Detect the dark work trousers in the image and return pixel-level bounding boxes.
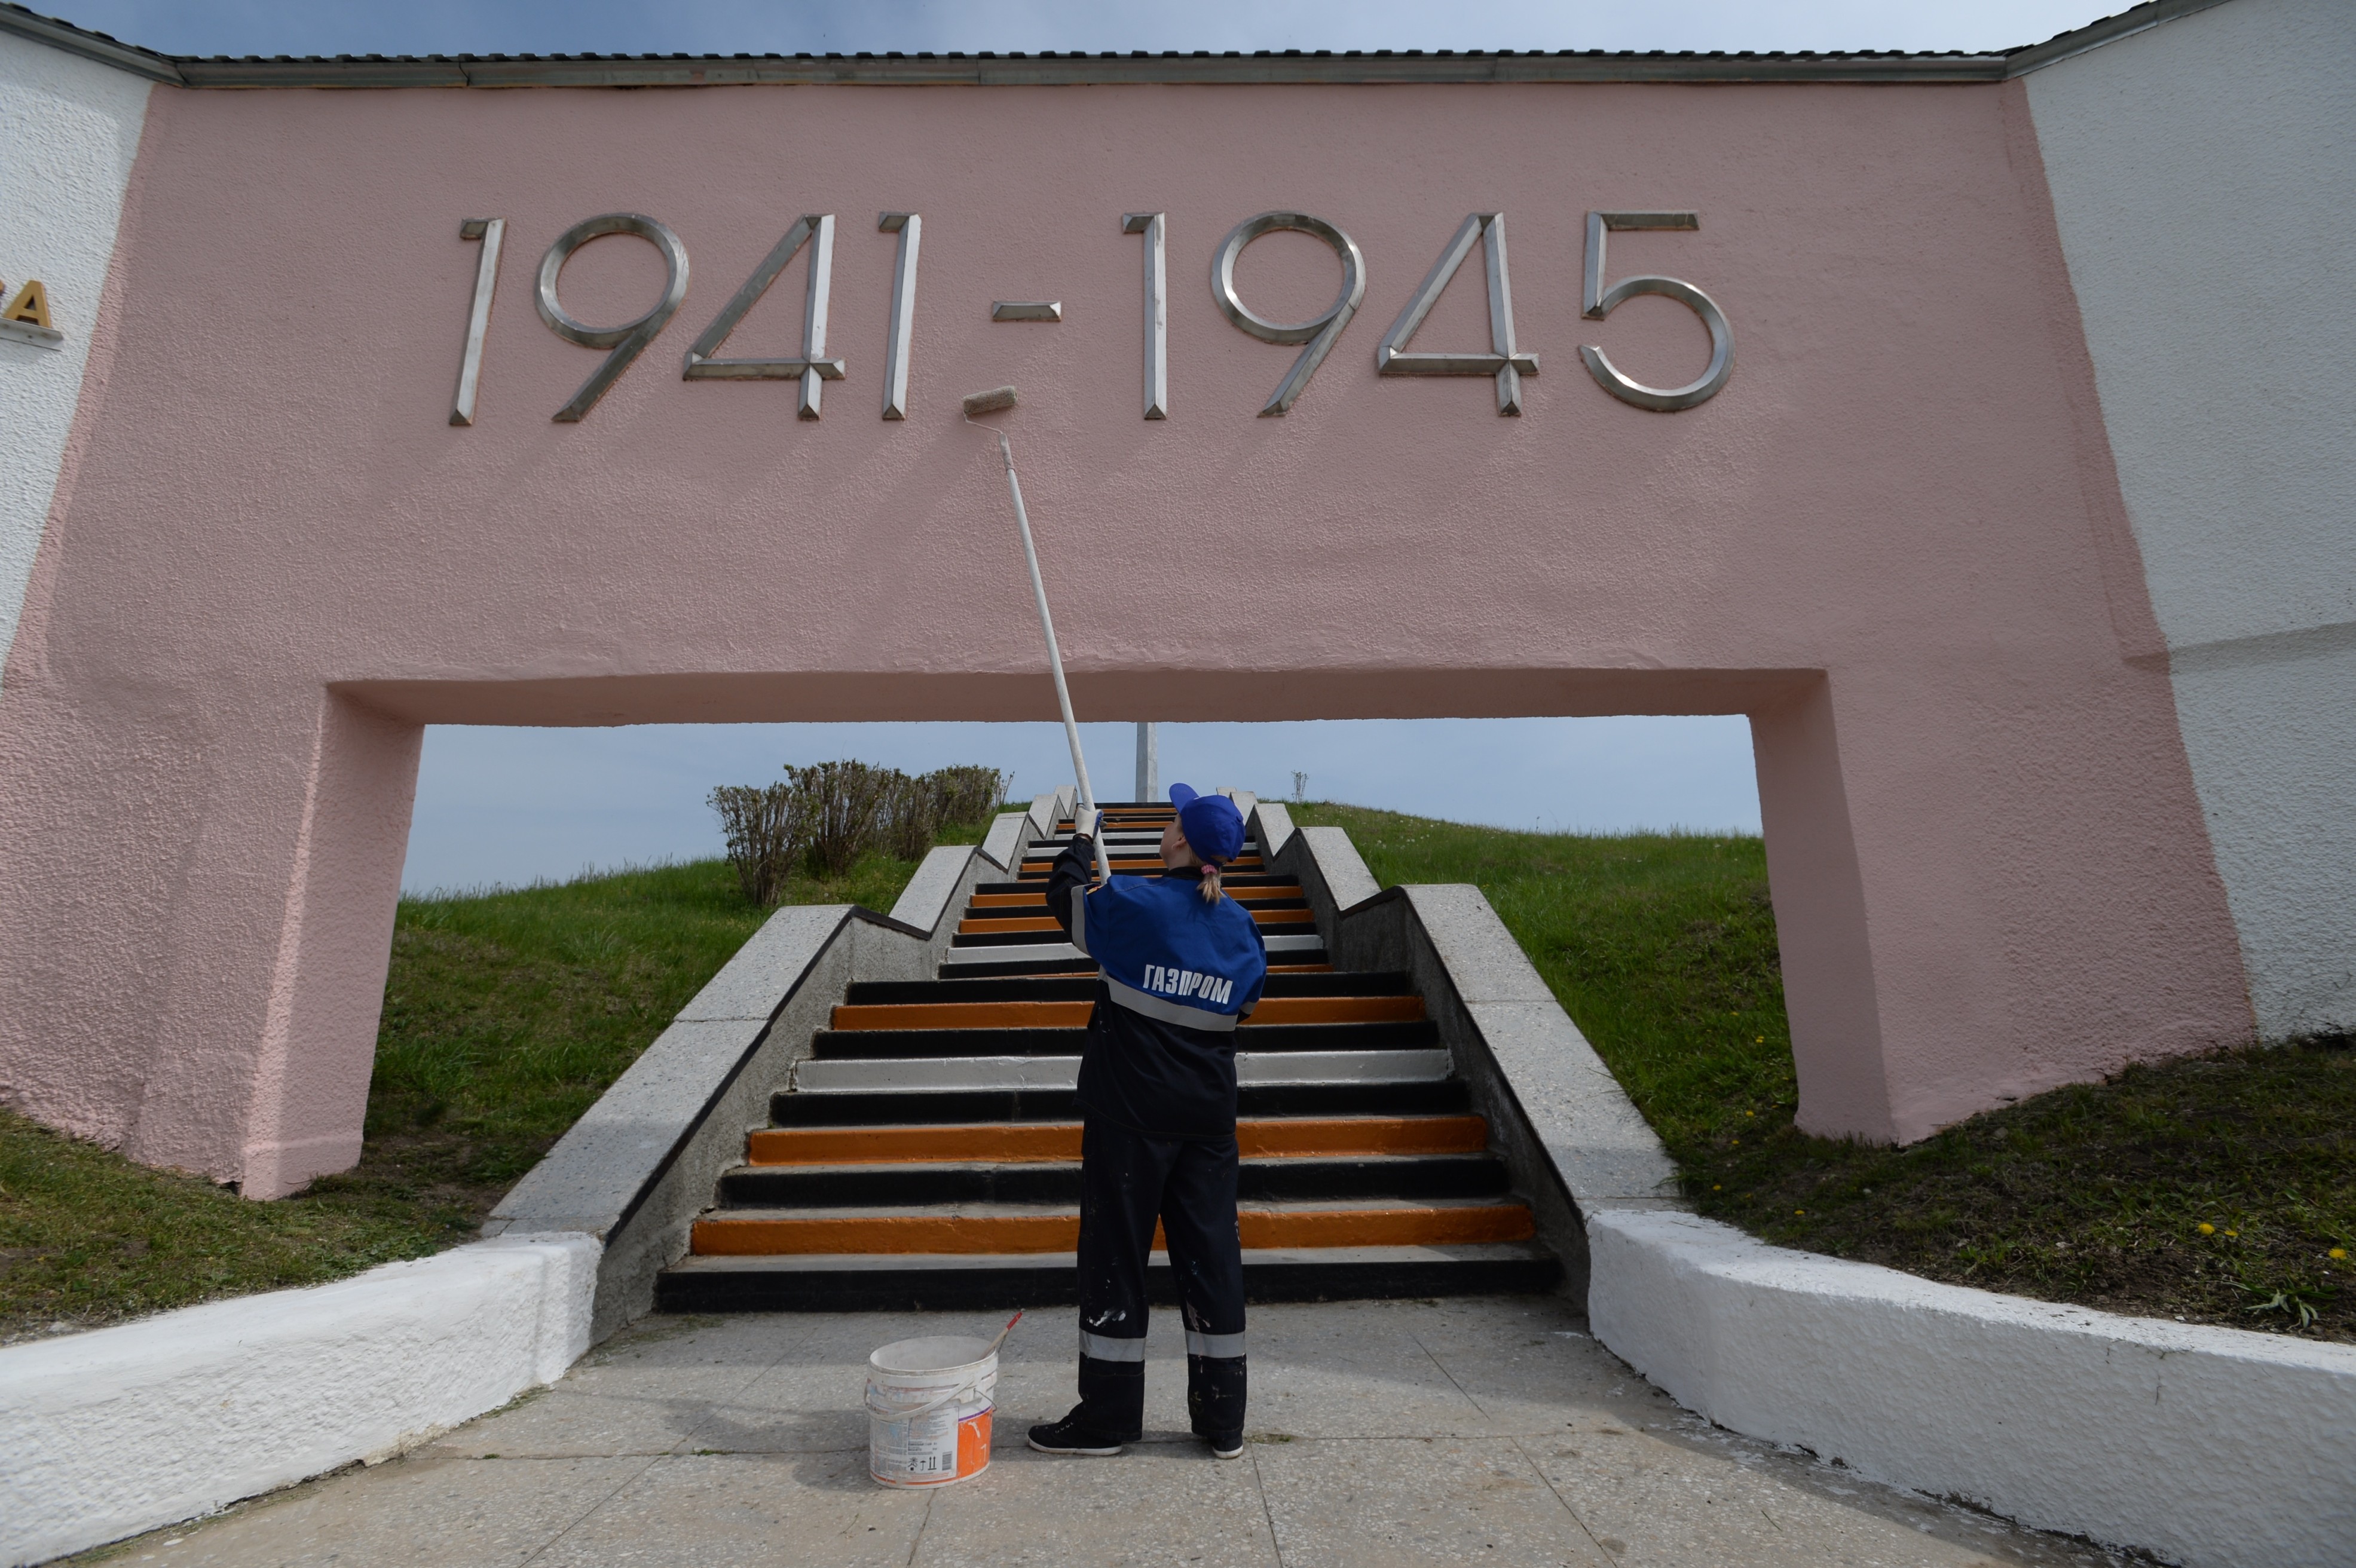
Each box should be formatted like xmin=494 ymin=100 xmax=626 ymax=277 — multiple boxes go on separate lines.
xmin=1073 ymin=1114 xmax=1248 ymax=1442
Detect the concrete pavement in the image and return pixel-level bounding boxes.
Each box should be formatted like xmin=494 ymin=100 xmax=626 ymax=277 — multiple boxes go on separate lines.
xmin=74 ymin=1297 xmax=2143 ymax=1567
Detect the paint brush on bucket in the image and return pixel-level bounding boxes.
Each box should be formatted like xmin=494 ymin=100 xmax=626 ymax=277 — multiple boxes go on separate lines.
xmin=964 ymin=385 xmax=1112 ymax=881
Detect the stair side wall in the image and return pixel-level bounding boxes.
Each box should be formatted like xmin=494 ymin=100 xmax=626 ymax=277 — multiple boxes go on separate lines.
xmin=1263 ymin=810 xmax=1683 ymax=1303
xmin=487 ymin=840 xmax=1005 ymax=1343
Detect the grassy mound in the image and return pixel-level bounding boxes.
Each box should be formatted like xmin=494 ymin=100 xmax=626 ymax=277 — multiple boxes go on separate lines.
xmin=0 ymin=849 xmax=938 ymax=1342
xmin=10 ymin=803 xmax=2346 ymax=1345
xmin=1294 ymin=803 xmax=2354 ymax=1341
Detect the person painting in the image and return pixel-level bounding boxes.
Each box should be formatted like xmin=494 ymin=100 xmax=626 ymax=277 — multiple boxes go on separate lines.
xmin=1027 ymin=783 xmax=1269 ymax=1461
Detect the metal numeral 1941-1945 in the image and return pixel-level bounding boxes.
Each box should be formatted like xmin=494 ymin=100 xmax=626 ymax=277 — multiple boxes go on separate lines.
xmin=446 ymin=208 xmax=1733 ymax=426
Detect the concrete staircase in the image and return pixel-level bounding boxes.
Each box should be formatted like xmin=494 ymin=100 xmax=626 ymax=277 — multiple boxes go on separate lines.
xmin=656 ymin=803 xmax=1562 ymax=1311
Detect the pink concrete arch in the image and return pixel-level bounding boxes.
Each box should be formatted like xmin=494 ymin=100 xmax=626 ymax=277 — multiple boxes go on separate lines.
xmin=0 ymin=75 xmax=2249 ymax=1195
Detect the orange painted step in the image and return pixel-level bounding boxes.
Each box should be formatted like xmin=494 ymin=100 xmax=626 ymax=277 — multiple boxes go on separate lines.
xmin=957 ymin=906 xmax=1311 ymax=936
xmin=971 ymin=884 xmax=1303 ymax=908
xmin=746 ymin=1114 xmax=1490 ymax=1166
xmin=691 ymin=1202 xmax=1535 ymax=1255
xmin=829 ymin=994 xmax=1422 ymax=1031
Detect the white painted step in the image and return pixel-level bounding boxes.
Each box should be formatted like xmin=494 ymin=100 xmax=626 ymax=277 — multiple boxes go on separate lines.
xmin=788 ymin=1048 xmax=1451 ymax=1094
xmin=1023 ymin=838 xmax=1261 ymax=858
xmin=943 ymin=932 xmax=1326 ymax=967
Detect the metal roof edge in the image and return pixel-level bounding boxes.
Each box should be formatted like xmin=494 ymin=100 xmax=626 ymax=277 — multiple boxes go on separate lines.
xmin=2002 ymin=0 xmax=2238 ymax=75
xmin=170 ymin=52 xmax=2015 ymax=89
xmin=0 ymin=0 xmax=2241 ymax=91
xmin=0 ymin=3 xmax=181 ymax=82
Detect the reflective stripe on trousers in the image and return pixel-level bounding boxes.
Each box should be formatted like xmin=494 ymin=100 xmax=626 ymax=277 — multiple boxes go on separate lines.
xmin=1081 ymin=1328 xmax=1246 ymax=1361
xmin=1080 ymin=1328 xmax=1147 ymax=1362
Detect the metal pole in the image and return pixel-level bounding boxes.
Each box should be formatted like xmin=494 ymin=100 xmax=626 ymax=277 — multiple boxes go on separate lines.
xmin=997 ymin=431 xmax=1110 ymax=883
xmin=1134 ymin=721 xmax=1158 ymax=804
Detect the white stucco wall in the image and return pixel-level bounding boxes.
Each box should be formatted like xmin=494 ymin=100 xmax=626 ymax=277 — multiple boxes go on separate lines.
xmin=1589 ymin=1209 xmax=2356 ymax=1568
xmin=0 ymin=30 xmax=149 ymax=688
xmin=2028 ymin=0 xmax=2356 ymax=1037
xmin=0 ymin=1233 xmax=599 ymax=1566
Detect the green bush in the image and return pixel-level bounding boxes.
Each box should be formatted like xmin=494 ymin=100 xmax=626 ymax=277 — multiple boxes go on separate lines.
xmin=712 ymin=761 xmax=1009 ymax=902
xmin=706 ymin=782 xmax=804 ymax=906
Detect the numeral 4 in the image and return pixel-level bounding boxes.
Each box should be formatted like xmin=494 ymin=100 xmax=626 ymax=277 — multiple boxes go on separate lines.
xmin=681 ymin=214 xmax=846 ymax=421
xmin=1375 ymin=213 xmax=1538 ymax=416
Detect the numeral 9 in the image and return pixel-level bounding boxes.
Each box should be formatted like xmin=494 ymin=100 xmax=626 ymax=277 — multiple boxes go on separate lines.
xmin=1211 ymin=211 xmax=1366 ymax=417
xmin=534 ymin=213 xmax=690 ymax=422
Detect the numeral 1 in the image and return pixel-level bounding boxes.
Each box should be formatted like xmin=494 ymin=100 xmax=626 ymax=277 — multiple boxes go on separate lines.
xmin=449 ymin=218 xmax=505 ymax=427
xmin=1123 ymin=212 xmax=1168 ymax=420
xmin=878 ymin=212 xmax=922 ymax=421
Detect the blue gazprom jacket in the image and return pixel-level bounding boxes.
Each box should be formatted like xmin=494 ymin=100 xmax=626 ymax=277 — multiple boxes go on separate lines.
xmin=1047 ymin=837 xmax=1269 ymax=1139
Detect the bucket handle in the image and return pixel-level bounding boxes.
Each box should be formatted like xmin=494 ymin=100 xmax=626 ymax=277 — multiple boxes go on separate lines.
xmin=866 ymin=1377 xmax=985 ymax=1423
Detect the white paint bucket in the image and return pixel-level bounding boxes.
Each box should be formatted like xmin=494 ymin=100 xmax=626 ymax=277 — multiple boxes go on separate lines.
xmin=866 ymin=1334 xmax=998 ymax=1488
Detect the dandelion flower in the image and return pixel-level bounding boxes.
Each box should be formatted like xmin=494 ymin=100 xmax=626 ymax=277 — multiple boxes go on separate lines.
xmin=2331 ymin=1248 xmax=2347 ymax=1261
xmin=2225 ymin=1229 xmax=2238 ymax=1238
xmin=1754 ymin=1036 xmax=1763 ymax=1044
xmin=2198 ymin=1223 xmax=2215 ymax=1235
xmin=1712 ymin=1184 xmax=1722 ymax=1192
xmin=1795 ymin=1209 xmax=1806 ymax=1217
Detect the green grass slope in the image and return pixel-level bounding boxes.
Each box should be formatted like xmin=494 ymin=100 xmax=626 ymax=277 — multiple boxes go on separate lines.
xmin=1295 ymin=803 xmax=2354 ymax=1340
xmin=1 ymin=849 xmax=939 ymax=1342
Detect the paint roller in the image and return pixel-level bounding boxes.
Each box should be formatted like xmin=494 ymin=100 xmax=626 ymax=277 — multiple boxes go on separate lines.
xmin=963 ymin=385 xmax=1112 ymax=883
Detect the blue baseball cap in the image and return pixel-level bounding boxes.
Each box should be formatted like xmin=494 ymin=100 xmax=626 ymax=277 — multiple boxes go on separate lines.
xmin=1168 ymin=783 xmax=1246 ymax=865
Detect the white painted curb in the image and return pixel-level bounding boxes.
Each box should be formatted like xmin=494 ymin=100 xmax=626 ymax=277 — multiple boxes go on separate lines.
xmin=1587 ymin=1208 xmax=2356 ymax=1568
xmin=0 ymin=1231 xmax=599 ymax=1565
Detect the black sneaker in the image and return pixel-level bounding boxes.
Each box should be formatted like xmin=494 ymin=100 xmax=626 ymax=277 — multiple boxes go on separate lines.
xmin=1205 ymin=1432 xmax=1244 ymax=1460
xmin=1027 ymin=1408 xmax=1125 ymax=1457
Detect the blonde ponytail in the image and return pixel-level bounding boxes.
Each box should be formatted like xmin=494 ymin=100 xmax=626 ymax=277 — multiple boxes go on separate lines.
xmin=1198 ymin=860 xmax=1225 ymax=904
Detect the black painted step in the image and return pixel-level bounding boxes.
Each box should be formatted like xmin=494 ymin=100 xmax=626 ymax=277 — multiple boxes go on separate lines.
xmin=936 ymin=950 xmax=1332 ymax=979
xmin=948 ymin=927 xmax=1087 ymax=948
xmin=808 ymin=1019 xmax=1441 ymax=1059
xmin=768 ymin=1079 xmax=1473 ymax=1127
xmin=932 ymin=956 xmax=1104 ymax=979
xmin=656 ymin=1244 xmax=1562 ymax=1314
xmin=844 ymin=972 xmax=1413 ymax=1006
xmin=717 ymin=1152 xmax=1510 ymax=1208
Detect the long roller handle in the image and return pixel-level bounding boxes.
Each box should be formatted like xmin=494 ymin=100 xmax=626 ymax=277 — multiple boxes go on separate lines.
xmin=996 ymin=433 xmax=1112 ymax=884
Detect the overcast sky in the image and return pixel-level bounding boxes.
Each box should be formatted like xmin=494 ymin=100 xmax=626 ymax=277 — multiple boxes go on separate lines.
xmin=33 ymin=0 xmax=2124 ymax=892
